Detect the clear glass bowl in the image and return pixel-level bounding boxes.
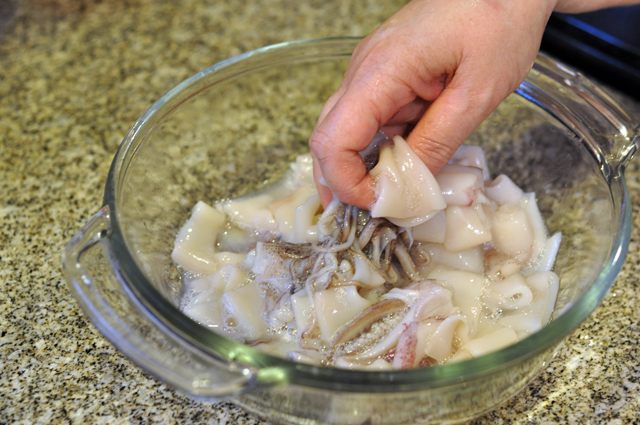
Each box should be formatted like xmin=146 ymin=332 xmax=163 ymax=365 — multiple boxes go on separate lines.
xmin=62 ymin=38 xmax=640 ymax=424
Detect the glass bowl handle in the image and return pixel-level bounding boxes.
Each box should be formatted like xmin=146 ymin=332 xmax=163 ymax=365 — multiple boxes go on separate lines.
xmin=562 ymin=66 xmax=640 ymax=171
xmin=61 ymin=207 xmax=258 ymax=399
xmin=524 ymin=55 xmax=640 ymax=178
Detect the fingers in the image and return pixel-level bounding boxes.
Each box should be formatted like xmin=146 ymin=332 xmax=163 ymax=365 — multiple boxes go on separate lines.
xmin=309 ymin=73 xmax=417 ymax=209
xmin=379 ymin=123 xmax=409 ymax=139
xmin=312 ymin=153 xmax=335 ymax=207
xmin=309 ymin=99 xmax=378 ymax=210
xmin=312 ymin=56 xmax=518 ymax=209
xmin=405 ymin=73 xmax=507 ymax=175
xmin=386 ymin=98 xmax=431 ymax=126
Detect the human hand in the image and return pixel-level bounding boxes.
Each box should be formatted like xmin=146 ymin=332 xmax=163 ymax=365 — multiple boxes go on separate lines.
xmin=309 ymin=0 xmax=558 ymax=209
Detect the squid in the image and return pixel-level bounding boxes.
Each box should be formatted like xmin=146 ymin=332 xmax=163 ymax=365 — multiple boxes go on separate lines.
xmin=174 ymin=136 xmax=562 ymax=370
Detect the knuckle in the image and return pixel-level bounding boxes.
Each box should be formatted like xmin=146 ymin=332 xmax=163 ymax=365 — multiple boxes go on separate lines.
xmin=308 ymin=128 xmax=334 ymax=160
xmin=410 ymin=136 xmax=459 ymax=171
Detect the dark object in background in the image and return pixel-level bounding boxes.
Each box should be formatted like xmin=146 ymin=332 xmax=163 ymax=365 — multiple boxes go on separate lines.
xmin=541 ymin=6 xmax=640 ymax=100
xmin=0 ymin=0 xmax=17 ymax=38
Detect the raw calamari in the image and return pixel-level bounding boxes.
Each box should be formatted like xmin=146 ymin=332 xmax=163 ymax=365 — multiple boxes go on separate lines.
xmin=173 ymin=134 xmax=561 ymax=370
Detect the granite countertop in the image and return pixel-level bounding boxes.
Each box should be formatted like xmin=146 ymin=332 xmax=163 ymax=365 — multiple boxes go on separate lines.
xmin=1 ymin=0 xmax=639 ymax=423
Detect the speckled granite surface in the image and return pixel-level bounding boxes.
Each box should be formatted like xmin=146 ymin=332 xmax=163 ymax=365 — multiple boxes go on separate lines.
xmin=1 ymin=0 xmax=639 ymax=423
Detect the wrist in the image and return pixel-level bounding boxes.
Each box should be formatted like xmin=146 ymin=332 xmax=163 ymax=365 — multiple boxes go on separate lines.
xmin=555 ymin=0 xmax=640 ymax=13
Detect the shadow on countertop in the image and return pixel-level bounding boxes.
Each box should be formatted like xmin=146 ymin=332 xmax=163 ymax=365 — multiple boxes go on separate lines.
xmin=0 ymin=0 xmax=17 ymax=38
xmin=0 ymin=0 xmax=120 ymax=39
